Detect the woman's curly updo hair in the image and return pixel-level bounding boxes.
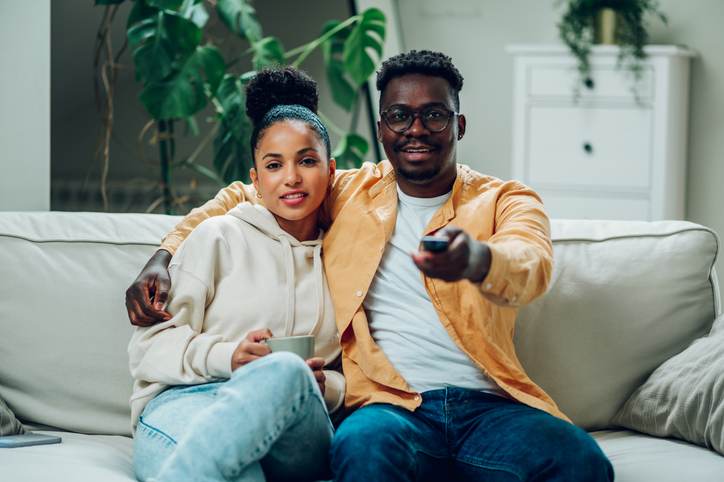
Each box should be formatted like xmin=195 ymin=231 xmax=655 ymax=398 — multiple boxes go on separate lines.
xmin=244 ymin=66 xmax=331 ymax=164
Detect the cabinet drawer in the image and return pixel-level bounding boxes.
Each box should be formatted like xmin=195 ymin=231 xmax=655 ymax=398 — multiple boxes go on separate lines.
xmin=528 ymin=65 xmax=653 ymax=100
xmin=538 ymin=191 xmax=651 ymax=221
xmin=526 ymin=106 xmax=653 ymax=190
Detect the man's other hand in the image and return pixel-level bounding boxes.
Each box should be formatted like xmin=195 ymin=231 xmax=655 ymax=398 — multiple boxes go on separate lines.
xmin=125 ymin=250 xmax=173 ymax=327
xmin=411 ymin=226 xmax=491 ymax=283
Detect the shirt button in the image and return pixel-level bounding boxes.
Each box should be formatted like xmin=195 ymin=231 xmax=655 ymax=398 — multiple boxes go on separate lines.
xmin=511 ymin=296 xmax=517 ymax=302
xmin=485 ymin=283 xmax=492 ymax=290
xmin=357 ymin=291 xmax=363 ymax=297
xmin=414 ymin=396 xmax=420 ymax=401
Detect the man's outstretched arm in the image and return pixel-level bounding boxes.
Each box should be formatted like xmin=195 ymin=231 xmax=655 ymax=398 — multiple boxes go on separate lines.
xmin=126 ymin=182 xmax=258 ymax=326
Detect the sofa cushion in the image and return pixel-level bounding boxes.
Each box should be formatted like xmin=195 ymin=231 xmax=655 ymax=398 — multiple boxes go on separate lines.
xmin=0 ymin=431 xmax=135 ymax=481
xmin=592 ymin=429 xmax=724 ymax=482
xmin=610 ymin=311 xmax=724 ymax=455
xmin=514 ymin=220 xmax=720 ymax=431
xmin=1 ymin=392 xmax=27 ymax=436
xmin=0 ymin=212 xmax=181 ymax=436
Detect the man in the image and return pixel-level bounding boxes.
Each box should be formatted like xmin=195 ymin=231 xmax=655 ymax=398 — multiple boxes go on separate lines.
xmin=127 ymin=50 xmax=614 ymax=481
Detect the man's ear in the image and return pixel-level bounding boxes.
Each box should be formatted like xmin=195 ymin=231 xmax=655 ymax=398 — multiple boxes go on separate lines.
xmin=457 ymin=114 xmax=466 ymax=139
xmin=376 ymin=120 xmax=383 ymax=143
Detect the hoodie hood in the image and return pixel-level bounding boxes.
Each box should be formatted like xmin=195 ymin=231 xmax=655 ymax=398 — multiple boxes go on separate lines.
xmin=226 ymin=203 xmax=323 ymax=246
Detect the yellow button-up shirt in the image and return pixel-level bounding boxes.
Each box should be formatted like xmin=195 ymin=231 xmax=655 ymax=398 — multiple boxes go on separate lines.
xmin=161 ymin=161 xmax=567 ymax=421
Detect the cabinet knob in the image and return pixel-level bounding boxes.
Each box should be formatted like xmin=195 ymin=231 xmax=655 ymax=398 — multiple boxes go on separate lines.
xmin=584 ymin=78 xmax=595 ymax=89
xmin=583 ymin=142 xmax=593 ymax=153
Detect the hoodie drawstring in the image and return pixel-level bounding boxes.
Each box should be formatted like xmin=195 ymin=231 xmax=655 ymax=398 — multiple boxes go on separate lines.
xmin=309 ymin=243 xmax=324 ymax=336
xmin=279 ymin=235 xmax=295 ymax=337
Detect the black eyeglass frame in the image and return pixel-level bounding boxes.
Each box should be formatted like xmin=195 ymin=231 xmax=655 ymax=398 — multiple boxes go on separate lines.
xmin=379 ymin=106 xmax=460 ymax=133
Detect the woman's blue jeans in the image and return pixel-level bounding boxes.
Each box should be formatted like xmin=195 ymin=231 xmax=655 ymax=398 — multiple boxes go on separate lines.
xmin=133 ymin=352 xmax=334 ymax=482
xmin=330 ymin=388 xmax=614 ymax=482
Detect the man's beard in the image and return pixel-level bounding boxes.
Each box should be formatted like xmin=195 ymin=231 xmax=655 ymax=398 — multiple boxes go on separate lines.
xmin=395 ymin=162 xmax=443 ymax=185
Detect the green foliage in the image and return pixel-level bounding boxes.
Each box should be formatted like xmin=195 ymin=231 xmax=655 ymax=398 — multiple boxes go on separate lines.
xmin=343 ymin=8 xmax=386 ymax=86
xmin=252 ymin=37 xmax=286 ymax=70
xmin=217 ymin=0 xmax=262 ymax=43
xmin=557 ymin=0 xmax=667 ymax=97
xmin=138 ymin=45 xmax=225 ymax=119
xmin=95 ymin=0 xmax=386 ymax=211
xmin=333 ymin=133 xmax=370 ymax=169
xmin=213 ymin=74 xmax=253 ymax=184
xmin=321 ymin=21 xmax=357 ymax=112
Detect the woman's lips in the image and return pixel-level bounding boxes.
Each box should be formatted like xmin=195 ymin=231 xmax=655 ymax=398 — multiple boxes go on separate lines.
xmin=280 ymin=192 xmax=308 ymax=205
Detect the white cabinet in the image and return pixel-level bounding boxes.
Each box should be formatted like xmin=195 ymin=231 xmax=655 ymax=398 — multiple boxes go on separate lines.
xmin=507 ymin=45 xmax=696 ymax=221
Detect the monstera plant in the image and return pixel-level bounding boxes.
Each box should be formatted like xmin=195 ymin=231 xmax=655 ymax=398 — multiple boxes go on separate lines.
xmin=93 ymin=0 xmax=385 ymax=213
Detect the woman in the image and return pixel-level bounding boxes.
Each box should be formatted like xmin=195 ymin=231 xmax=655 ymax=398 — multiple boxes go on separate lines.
xmin=129 ymin=66 xmax=340 ymax=482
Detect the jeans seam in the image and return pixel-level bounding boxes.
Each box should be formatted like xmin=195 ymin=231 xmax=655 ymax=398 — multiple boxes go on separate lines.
xmin=456 ymin=455 xmax=528 ymax=481
xmin=137 ymin=417 xmax=178 ymax=445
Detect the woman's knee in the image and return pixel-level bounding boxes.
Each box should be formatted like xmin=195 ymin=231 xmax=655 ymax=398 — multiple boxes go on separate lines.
xmin=225 ymin=351 xmax=317 ymax=399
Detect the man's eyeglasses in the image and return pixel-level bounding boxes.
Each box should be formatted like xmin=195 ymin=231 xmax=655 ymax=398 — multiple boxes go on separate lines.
xmin=380 ymin=106 xmax=459 ymax=133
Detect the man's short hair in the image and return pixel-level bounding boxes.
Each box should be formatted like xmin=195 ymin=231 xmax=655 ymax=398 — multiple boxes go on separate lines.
xmin=375 ymin=50 xmax=464 ymax=111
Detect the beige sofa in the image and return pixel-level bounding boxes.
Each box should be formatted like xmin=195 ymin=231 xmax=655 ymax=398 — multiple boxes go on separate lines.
xmin=1 ymin=211 xmax=723 ymax=481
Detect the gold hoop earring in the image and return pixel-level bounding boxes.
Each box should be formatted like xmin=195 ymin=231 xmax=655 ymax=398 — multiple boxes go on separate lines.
xmin=256 ymin=192 xmax=262 ymax=199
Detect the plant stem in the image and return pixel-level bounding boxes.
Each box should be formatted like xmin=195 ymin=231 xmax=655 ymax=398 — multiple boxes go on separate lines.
xmin=318 ymin=111 xmax=346 ymax=137
xmin=158 ymin=120 xmax=172 ymax=214
xmin=289 ymin=15 xmax=359 ymax=68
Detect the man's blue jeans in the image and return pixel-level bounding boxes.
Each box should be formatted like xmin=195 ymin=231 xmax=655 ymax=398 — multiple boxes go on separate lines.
xmin=133 ymin=352 xmax=334 ymax=482
xmin=330 ymin=388 xmax=614 ymax=481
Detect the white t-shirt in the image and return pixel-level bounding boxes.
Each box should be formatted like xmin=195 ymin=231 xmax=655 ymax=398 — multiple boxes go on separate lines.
xmin=363 ymin=187 xmax=502 ymax=394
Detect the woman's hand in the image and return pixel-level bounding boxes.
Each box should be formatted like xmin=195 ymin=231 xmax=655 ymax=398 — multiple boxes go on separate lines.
xmin=306 ymin=357 xmax=326 ymax=396
xmin=231 ymin=329 xmax=273 ymax=372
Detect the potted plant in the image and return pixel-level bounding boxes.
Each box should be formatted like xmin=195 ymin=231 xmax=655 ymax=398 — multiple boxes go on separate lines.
xmin=557 ymin=0 xmax=667 ymax=97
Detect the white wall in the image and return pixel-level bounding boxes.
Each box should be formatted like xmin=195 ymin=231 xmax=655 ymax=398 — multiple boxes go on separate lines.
xmin=396 ymin=0 xmax=724 ymax=276
xmin=0 ymin=0 xmax=50 ymax=211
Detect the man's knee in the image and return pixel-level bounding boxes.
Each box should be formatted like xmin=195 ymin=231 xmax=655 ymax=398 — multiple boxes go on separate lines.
xmin=331 ymin=405 xmax=420 ymax=473
xmin=540 ymin=425 xmax=614 ymax=481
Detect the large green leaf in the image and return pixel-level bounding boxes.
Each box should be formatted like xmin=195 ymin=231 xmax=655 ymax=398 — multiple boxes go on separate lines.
xmin=139 ymin=45 xmax=225 ymax=119
xmin=179 ymin=0 xmax=209 ymax=29
xmin=343 ymin=8 xmax=386 ymax=87
xmin=126 ymin=1 xmax=158 ymax=30
xmin=252 ymin=37 xmax=285 ymax=69
xmin=217 ymin=0 xmax=262 ymax=43
xmin=147 ymin=0 xmax=184 ymax=10
xmin=129 ymin=12 xmax=202 ymax=83
xmin=321 ymin=21 xmax=356 ymax=112
xmin=333 ymin=133 xmax=369 ymax=169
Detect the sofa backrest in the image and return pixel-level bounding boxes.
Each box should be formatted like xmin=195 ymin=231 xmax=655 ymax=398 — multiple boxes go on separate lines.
xmin=0 ymin=213 xmax=720 ymax=436
xmin=514 ymin=219 xmax=720 ymax=431
xmin=0 ymin=212 xmax=181 ymax=436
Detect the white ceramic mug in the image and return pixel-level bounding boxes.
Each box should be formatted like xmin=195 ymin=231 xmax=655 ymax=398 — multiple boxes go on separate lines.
xmin=261 ymin=335 xmax=315 ymax=359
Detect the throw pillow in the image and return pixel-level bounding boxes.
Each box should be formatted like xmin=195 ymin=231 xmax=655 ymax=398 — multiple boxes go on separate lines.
xmin=611 ymin=312 xmax=724 ymax=455
xmin=0 ymin=393 xmax=28 ymax=436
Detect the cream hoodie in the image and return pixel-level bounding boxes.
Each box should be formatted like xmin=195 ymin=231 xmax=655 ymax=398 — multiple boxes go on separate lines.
xmin=128 ymin=204 xmax=343 ymax=431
